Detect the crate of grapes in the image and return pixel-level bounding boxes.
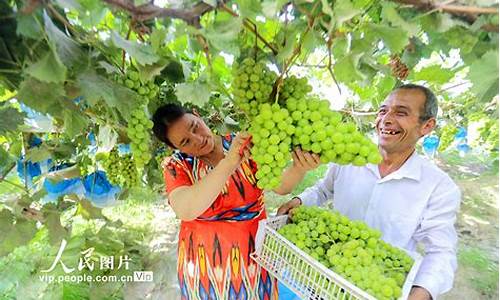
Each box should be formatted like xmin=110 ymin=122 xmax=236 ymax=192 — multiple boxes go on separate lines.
xmin=251 ymin=206 xmax=422 ymax=300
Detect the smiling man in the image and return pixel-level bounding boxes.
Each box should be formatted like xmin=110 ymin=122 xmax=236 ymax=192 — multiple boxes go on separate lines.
xmin=277 ymin=84 xmax=461 ymax=300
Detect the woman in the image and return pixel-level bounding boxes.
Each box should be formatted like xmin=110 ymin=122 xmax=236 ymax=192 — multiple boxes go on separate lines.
xmin=152 ymin=104 xmax=319 ymax=300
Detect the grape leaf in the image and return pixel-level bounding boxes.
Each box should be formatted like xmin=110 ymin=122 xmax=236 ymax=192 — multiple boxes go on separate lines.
xmin=410 ymin=65 xmax=455 ymax=85
xmin=333 ymin=53 xmax=365 ymax=84
xmin=381 ymin=2 xmax=420 ymax=36
xmin=202 ymin=17 xmax=242 ymax=56
xmin=17 ymin=77 xmax=66 ymax=117
xmin=77 ymin=0 xmax=108 ymax=27
xmin=110 ymin=31 xmax=159 ymax=66
xmin=467 ymin=50 xmax=499 ymax=102
xmin=150 ymin=27 xmax=167 ymax=53
xmin=333 ymin=1 xmax=362 ymax=25
xmin=136 ymin=58 xmax=169 ymax=82
xmin=0 ymin=104 xmax=26 ymax=134
xmin=77 ymin=199 xmax=105 ymax=219
xmin=63 ymin=109 xmax=89 ymax=138
xmin=25 ymin=49 xmax=67 ymax=83
xmin=0 ymin=209 xmax=37 ymax=256
xmin=175 ymin=82 xmax=211 ymax=106
xmin=77 ymin=71 xmax=114 ymax=106
xmin=25 ymin=144 xmax=52 ymax=162
xmin=238 ymin=0 xmax=263 ymax=19
xmin=16 ymin=13 xmax=42 ymax=39
xmin=97 ymin=61 xmax=121 ymax=74
xmin=42 ymin=203 xmax=69 ymax=245
xmin=43 ymin=11 xmax=84 ymax=67
xmin=0 ymin=145 xmax=15 ymax=175
xmin=420 ymin=13 xmax=457 ymax=33
xmin=160 ymin=60 xmax=185 ymax=83
xmin=367 ymin=24 xmax=409 ymax=53
xmin=261 ymin=0 xmax=288 ymax=18
xmin=54 ymin=0 xmax=81 ymax=11
xmin=77 ymin=71 xmax=137 ymax=119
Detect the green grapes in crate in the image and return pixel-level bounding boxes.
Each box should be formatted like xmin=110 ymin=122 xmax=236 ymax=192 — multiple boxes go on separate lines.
xmin=278 ymin=206 xmax=414 ymax=300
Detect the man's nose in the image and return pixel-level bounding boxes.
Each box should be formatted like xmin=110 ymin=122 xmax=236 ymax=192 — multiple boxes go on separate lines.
xmin=381 ymin=112 xmax=395 ymax=124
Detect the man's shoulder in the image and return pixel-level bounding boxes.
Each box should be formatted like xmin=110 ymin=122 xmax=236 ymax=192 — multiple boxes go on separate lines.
xmin=416 ymin=154 xmax=459 ymax=189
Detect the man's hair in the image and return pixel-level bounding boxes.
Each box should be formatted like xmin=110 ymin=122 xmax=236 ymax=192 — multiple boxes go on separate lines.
xmin=152 ymin=103 xmax=187 ymax=147
xmin=395 ymin=84 xmax=438 ymax=122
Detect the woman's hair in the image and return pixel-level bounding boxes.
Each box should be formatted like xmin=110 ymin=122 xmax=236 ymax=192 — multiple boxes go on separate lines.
xmin=152 ymin=103 xmax=187 ymax=147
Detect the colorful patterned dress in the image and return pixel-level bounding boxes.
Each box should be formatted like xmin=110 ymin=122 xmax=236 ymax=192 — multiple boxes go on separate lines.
xmin=163 ymin=134 xmax=277 ymax=300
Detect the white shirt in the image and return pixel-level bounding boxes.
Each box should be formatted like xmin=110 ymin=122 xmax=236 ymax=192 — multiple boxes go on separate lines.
xmin=298 ymin=151 xmax=461 ymax=300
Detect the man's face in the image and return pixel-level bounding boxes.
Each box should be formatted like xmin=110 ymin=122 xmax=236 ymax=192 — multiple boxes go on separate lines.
xmin=375 ymin=88 xmax=435 ymax=153
xmin=166 ymin=113 xmax=215 ymax=156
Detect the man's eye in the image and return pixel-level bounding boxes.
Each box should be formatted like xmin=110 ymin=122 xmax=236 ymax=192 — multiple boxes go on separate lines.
xmin=397 ymin=112 xmax=407 ymax=116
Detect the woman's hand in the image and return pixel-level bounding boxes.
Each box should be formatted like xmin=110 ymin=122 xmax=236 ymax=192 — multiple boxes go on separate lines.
xmin=292 ymin=148 xmax=321 ymax=173
xmin=224 ymin=132 xmax=252 ymax=171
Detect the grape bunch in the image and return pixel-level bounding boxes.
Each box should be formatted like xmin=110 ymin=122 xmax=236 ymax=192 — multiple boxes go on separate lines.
xmin=249 ymin=103 xmax=295 ymax=189
xmin=285 ymin=96 xmax=382 ymax=166
xmin=278 ymin=75 xmax=312 ymax=103
xmin=438 ymin=124 xmax=458 ymax=152
xmin=119 ymin=70 xmax=160 ymax=104
xmin=127 ymin=108 xmax=154 ymax=168
xmin=231 ymin=58 xmax=277 ymax=117
xmin=278 ymin=206 xmax=414 ymax=300
xmin=101 ymin=149 xmax=139 ymax=188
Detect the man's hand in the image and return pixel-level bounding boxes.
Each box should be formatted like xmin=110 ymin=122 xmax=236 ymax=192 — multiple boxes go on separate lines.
xmin=408 ymin=286 xmax=432 ymax=300
xmin=277 ymin=197 xmax=302 ymax=216
xmin=291 ymin=148 xmax=321 ymax=173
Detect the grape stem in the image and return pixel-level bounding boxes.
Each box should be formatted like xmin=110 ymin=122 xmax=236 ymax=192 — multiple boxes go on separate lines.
xmin=219 ymin=4 xmax=278 ymax=55
xmin=326 ymin=37 xmax=341 ymax=95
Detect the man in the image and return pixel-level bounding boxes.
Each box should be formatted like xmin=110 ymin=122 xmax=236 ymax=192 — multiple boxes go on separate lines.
xmin=277 ymin=84 xmax=461 ymax=300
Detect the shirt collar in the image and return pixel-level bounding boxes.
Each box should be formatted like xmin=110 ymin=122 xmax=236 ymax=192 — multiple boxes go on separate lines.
xmin=366 ymin=151 xmax=423 ymax=182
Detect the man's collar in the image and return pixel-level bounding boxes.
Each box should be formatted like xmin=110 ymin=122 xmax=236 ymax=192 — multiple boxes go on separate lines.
xmin=367 ymin=151 xmax=423 ymax=182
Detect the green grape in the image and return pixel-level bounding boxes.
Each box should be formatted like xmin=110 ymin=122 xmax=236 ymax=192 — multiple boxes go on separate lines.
xmin=127 ymin=107 xmax=153 ymax=168
xmin=438 ymin=124 xmax=458 ymax=152
xmin=119 ymin=68 xmax=159 ymax=105
xmin=101 ymin=148 xmax=139 ymax=188
xmin=277 ymin=205 xmax=414 ymax=300
xmin=231 ymin=58 xmax=277 ymax=117
xmin=249 ymin=103 xmax=294 ymax=190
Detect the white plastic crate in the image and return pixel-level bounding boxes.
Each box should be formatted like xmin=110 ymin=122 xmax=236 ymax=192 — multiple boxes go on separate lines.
xmin=251 ymin=215 xmax=422 ymax=300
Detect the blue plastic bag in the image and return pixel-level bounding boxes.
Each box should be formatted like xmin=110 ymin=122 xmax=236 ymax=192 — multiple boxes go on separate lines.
xmin=42 ymin=164 xmax=85 ymax=203
xmin=423 ymin=135 xmax=440 ymax=158
xmin=83 ymin=171 xmax=121 ymax=207
xmin=278 ymin=282 xmax=301 ymax=300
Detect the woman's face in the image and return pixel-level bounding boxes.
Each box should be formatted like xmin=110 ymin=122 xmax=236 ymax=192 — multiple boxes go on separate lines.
xmin=166 ymin=113 xmax=215 ymax=156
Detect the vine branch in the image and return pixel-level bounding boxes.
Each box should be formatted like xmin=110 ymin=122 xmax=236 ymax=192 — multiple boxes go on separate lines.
xmin=102 ymin=0 xmax=218 ymax=28
xmin=390 ymin=0 xmax=499 ymax=26
xmin=219 ymin=4 xmax=278 ymax=55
